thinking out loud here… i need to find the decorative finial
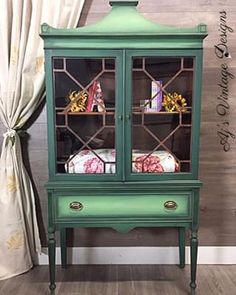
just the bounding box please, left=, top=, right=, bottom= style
left=109, top=1, right=138, bottom=7
left=198, top=23, right=207, bottom=33
left=41, top=23, right=50, bottom=33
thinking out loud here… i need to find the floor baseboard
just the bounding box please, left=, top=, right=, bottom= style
left=37, top=246, right=236, bottom=265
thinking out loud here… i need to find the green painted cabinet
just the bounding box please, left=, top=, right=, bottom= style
left=41, top=1, right=207, bottom=294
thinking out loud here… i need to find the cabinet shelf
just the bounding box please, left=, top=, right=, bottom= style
left=57, top=111, right=115, bottom=116
left=57, top=111, right=190, bottom=116
left=56, top=111, right=191, bottom=116
left=132, top=111, right=191, bottom=115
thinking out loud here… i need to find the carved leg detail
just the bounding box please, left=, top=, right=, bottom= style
left=48, top=231, right=56, bottom=294
left=60, top=228, right=67, bottom=268
left=190, top=231, right=198, bottom=295
left=178, top=227, right=186, bottom=268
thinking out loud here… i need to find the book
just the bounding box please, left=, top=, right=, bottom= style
left=86, top=81, right=97, bottom=112
left=150, top=80, right=162, bottom=112
left=86, top=81, right=105, bottom=112
left=95, top=81, right=105, bottom=112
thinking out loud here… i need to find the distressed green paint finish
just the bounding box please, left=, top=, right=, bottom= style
left=40, top=1, right=207, bottom=293
left=41, top=37, right=206, bottom=50
left=44, top=50, right=56, bottom=178
left=40, top=1, right=206, bottom=50
left=191, top=51, right=204, bottom=179
left=45, top=49, right=124, bottom=181
left=41, top=1, right=206, bottom=36
left=56, top=194, right=191, bottom=218
left=45, top=180, right=202, bottom=190
left=124, top=49, right=204, bottom=181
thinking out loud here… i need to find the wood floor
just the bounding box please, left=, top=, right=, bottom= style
left=0, top=265, right=236, bottom=295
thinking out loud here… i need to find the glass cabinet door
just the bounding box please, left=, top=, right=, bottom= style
left=129, top=54, right=194, bottom=175
left=52, top=55, right=122, bottom=177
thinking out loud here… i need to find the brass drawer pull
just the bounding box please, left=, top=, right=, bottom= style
left=164, top=200, right=178, bottom=210
left=69, top=201, right=83, bottom=211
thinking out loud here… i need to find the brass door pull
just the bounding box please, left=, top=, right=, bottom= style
left=69, top=201, right=83, bottom=211
left=164, top=200, right=178, bottom=210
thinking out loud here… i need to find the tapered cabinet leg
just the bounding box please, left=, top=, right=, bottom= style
left=190, top=230, right=198, bottom=295
left=178, top=227, right=185, bottom=268
left=48, top=230, right=56, bottom=294
left=60, top=228, right=67, bottom=268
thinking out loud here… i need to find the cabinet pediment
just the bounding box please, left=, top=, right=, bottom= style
left=41, top=1, right=207, bottom=38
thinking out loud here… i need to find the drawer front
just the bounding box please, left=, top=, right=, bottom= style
left=56, top=194, right=191, bottom=219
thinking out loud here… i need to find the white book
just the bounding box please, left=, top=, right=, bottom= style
left=151, top=81, right=162, bottom=112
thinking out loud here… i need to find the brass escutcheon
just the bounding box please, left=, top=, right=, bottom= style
left=164, top=200, right=178, bottom=210
left=69, top=201, right=83, bottom=211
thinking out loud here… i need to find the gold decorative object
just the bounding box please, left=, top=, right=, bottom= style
left=162, top=92, right=187, bottom=112
left=67, top=90, right=88, bottom=112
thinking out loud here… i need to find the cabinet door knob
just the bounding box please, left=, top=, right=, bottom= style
left=164, top=200, right=178, bottom=210
left=69, top=201, right=83, bottom=211
left=115, top=114, right=123, bottom=120
left=126, top=114, right=131, bottom=120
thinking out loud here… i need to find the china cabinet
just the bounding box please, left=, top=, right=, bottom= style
left=41, top=1, right=207, bottom=294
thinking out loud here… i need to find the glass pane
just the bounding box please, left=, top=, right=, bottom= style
left=53, top=57, right=116, bottom=174
left=132, top=56, right=194, bottom=174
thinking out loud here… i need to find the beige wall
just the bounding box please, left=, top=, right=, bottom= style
left=1, top=0, right=236, bottom=247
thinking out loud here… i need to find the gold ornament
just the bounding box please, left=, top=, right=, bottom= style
left=162, top=92, right=187, bottom=112
left=67, top=90, right=88, bottom=112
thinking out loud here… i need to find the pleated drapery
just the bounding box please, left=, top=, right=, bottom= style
left=0, top=0, right=85, bottom=280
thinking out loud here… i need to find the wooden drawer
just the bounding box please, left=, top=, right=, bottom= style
left=56, top=194, right=191, bottom=219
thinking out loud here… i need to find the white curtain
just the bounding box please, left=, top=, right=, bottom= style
left=0, top=0, right=85, bottom=280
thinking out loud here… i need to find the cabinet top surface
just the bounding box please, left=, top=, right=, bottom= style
left=40, top=1, right=207, bottom=38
